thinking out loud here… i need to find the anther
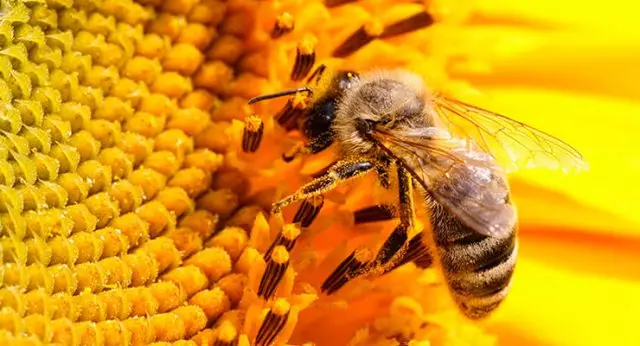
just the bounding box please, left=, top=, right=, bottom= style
left=271, top=13, right=295, bottom=39
left=353, top=205, right=396, bottom=225
left=263, top=224, right=300, bottom=261
left=257, top=246, right=290, bottom=299
left=321, top=248, right=372, bottom=294
left=325, top=0, right=358, bottom=8
left=242, top=115, right=264, bottom=153
left=306, top=64, right=326, bottom=85
left=290, top=38, right=317, bottom=81
left=380, top=11, right=435, bottom=39
left=255, top=299, right=290, bottom=346
left=275, top=92, right=309, bottom=130
left=214, top=321, right=239, bottom=346
left=383, top=232, right=433, bottom=274
left=332, top=20, right=383, bottom=58
left=292, top=195, right=324, bottom=228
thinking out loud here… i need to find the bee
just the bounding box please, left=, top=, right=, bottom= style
left=242, top=67, right=587, bottom=320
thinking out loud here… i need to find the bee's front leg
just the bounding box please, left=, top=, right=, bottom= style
left=271, top=159, right=375, bottom=218
left=256, top=159, right=375, bottom=300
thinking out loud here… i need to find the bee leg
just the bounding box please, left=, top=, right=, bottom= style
left=322, top=164, right=423, bottom=293
left=263, top=160, right=373, bottom=296
left=321, top=229, right=432, bottom=294
left=370, top=164, right=415, bottom=268
left=271, top=159, right=375, bottom=218
left=376, top=154, right=392, bottom=189
left=381, top=231, right=433, bottom=274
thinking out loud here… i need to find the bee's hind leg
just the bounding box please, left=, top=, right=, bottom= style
left=322, top=164, right=432, bottom=294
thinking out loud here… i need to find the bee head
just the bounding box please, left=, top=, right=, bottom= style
left=335, top=69, right=430, bottom=155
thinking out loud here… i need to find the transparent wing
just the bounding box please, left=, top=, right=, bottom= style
left=375, top=129, right=516, bottom=238
left=431, top=95, right=588, bottom=173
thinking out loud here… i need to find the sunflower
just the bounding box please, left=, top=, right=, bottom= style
left=1, top=0, right=638, bottom=345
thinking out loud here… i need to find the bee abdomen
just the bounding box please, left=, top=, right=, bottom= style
left=430, top=205, right=517, bottom=319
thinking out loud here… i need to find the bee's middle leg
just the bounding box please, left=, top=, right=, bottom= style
left=322, top=163, right=432, bottom=293
left=371, top=163, right=415, bottom=268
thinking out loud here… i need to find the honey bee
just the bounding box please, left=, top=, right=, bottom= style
left=242, top=67, right=587, bottom=320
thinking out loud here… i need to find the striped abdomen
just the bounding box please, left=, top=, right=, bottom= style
left=428, top=202, right=517, bottom=319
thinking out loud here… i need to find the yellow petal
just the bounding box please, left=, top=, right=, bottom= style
left=487, top=230, right=640, bottom=345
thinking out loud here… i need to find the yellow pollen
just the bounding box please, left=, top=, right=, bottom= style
left=354, top=248, right=373, bottom=263
left=272, top=298, right=291, bottom=316
left=298, top=35, right=318, bottom=55
left=271, top=246, right=290, bottom=264
left=282, top=224, right=301, bottom=241
left=364, top=20, right=384, bottom=37
left=292, top=92, right=310, bottom=109
left=244, top=114, right=263, bottom=132
left=276, top=12, right=295, bottom=31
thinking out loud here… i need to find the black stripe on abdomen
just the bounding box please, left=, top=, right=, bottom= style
left=429, top=203, right=517, bottom=319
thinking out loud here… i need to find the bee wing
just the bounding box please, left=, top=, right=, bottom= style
left=375, top=129, right=516, bottom=238
left=431, top=95, right=588, bottom=173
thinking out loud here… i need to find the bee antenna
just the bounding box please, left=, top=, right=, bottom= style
left=247, top=87, right=313, bottom=105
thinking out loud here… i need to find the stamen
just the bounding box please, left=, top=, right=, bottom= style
left=383, top=232, right=433, bottom=274
left=306, top=64, right=326, bottom=85
left=213, top=321, right=239, bottom=346
left=257, top=246, right=290, bottom=299
left=271, top=13, right=295, bottom=39
left=242, top=115, right=264, bottom=153
left=255, top=299, right=290, bottom=346
left=321, top=248, right=372, bottom=294
left=325, top=0, right=358, bottom=8
left=263, top=224, right=301, bottom=261
left=333, top=11, right=435, bottom=58
left=292, top=195, right=324, bottom=228
left=353, top=205, right=396, bottom=224
left=275, top=92, right=310, bottom=130
left=380, top=11, right=435, bottom=39
left=290, top=38, right=317, bottom=81
left=332, top=20, right=383, bottom=58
